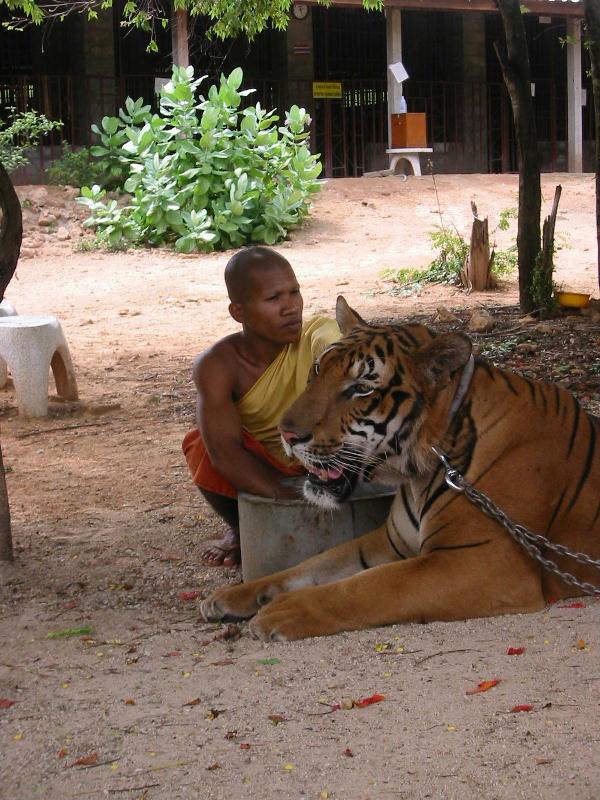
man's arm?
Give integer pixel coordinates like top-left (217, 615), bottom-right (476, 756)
top-left (193, 347), bottom-right (297, 499)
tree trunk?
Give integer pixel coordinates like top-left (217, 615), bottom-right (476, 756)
top-left (583, 0), bottom-right (600, 293)
top-left (0, 161), bottom-right (21, 561)
top-left (494, 0), bottom-right (541, 314)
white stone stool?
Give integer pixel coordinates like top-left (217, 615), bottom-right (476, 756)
top-left (0, 314), bottom-right (78, 417)
top-left (0, 299), bottom-right (18, 388)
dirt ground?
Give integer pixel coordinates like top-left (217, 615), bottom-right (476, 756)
top-left (0, 173), bottom-right (598, 800)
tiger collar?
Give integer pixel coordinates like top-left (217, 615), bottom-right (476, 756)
top-left (448, 354), bottom-right (475, 422)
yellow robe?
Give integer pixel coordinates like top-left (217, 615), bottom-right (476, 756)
top-left (237, 316), bottom-right (340, 463)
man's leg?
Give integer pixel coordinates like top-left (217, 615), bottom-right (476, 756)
top-left (199, 488), bottom-right (240, 567)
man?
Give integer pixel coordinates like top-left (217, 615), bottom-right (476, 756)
top-left (182, 246), bottom-right (340, 566)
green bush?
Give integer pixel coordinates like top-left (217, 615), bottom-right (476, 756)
top-left (0, 108), bottom-right (63, 172)
top-left (46, 143), bottom-right (108, 188)
top-left (77, 66), bottom-right (322, 252)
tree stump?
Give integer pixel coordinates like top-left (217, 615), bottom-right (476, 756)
top-left (461, 202), bottom-right (497, 291)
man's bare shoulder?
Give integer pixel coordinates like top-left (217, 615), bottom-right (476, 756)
top-left (193, 334), bottom-right (241, 389)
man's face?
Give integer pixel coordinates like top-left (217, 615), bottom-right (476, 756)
top-left (231, 266), bottom-right (304, 344)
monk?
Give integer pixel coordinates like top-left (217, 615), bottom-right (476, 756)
top-left (182, 246), bottom-right (340, 566)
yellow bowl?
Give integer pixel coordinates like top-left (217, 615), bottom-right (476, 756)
top-left (556, 291), bottom-right (590, 308)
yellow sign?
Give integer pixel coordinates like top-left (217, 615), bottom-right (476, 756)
top-left (312, 81), bottom-right (343, 99)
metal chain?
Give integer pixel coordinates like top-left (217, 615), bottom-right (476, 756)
top-left (431, 447), bottom-right (600, 596)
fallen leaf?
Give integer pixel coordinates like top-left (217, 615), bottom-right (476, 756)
top-left (211, 659), bottom-right (235, 666)
top-left (577, 639), bottom-right (586, 649)
top-left (466, 679), bottom-right (500, 695)
top-left (206, 763), bottom-right (221, 771)
top-left (183, 697), bottom-right (202, 707)
top-left (58, 748), bottom-right (68, 758)
top-left (240, 743), bottom-right (251, 750)
top-left (62, 601), bottom-right (77, 610)
top-left (354, 693), bottom-right (385, 707)
top-left (268, 714), bottom-right (286, 725)
top-left (343, 748), bottom-right (354, 757)
top-left (0, 698), bottom-right (15, 709)
top-left (511, 705), bottom-right (534, 713)
top-left (258, 658), bottom-right (280, 665)
top-left (557, 603), bottom-right (585, 608)
top-left (180, 591), bottom-right (202, 600)
top-left (123, 698), bottom-right (136, 705)
top-left (46, 627), bottom-right (95, 639)
top-left (216, 625), bottom-right (242, 642)
top-left (507, 647), bottom-right (525, 655)
top-left (69, 752), bottom-right (98, 767)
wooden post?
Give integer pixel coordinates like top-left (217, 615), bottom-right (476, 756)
top-left (461, 201), bottom-right (496, 291)
top-left (539, 184), bottom-right (562, 295)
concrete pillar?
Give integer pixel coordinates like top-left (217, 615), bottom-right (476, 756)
top-left (386, 8), bottom-right (403, 149)
top-left (462, 12), bottom-right (487, 173)
top-left (566, 18), bottom-right (583, 173)
top-left (286, 10), bottom-right (315, 146)
top-left (171, 9), bottom-right (190, 68)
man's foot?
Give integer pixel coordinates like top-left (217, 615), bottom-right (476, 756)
top-left (201, 529), bottom-right (241, 567)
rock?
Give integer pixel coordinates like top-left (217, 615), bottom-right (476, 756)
top-left (435, 306), bottom-right (460, 323)
top-left (55, 226), bottom-right (71, 241)
top-left (467, 309), bottom-right (495, 332)
top-left (19, 247), bottom-right (36, 259)
top-left (534, 323), bottom-right (559, 335)
top-left (516, 341), bottom-right (538, 354)
top-left (38, 212), bottom-right (58, 227)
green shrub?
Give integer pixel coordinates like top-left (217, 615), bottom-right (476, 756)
top-left (0, 108), bottom-right (63, 172)
top-left (77, 66), bottom-right (322, 252)
top-left (382, 213), bottom-right (517, 292)
top-left (46, 143), bottom-right (107, 188)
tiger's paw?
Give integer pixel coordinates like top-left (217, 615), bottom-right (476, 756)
top-left (200, 581), bottom-right (284, 622)
top-left (249, 589), bottom-right (338, 642)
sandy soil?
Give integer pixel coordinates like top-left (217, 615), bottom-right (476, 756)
top-left (0, 173), bottom-right (598, 800)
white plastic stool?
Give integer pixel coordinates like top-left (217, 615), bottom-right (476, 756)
top-left (0, 314), bottom-right (79, 417)
top-left (0, 299), bottom-right (18, 388)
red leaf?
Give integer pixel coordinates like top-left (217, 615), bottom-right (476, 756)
top-left (58, 749), bottom-right (68, 758)
top-left (511, 704), bottom-right (534, 713)
top-left (465, 679), bottom-right (500, 695)
top-left (180, 591), bottom-right (202, 600)
top-left (343, 748), bottom-right (354, 757)
top-left (62, 601), bottom-right (77, 610)
top-left (69, 752), bottom-right (98, 767)
top-left (183, 697), bottom-right (202, 707)
top-left (240, 743), bottom-right (251, 750)
top-left (0, 698), bottom-right (15, 709)
top-left (268, 714), bottom-right (286, 724)
top-left (557, 602), bottom-right (585, 608)
top-left (354, 693), bottom-right (385, 707)
top-left (507, 647), bottom-right (525, 655)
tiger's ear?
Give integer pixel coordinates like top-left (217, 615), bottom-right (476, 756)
top-left (336, 296), bottom-right (370, 336)
top-left (412, 333), bottom-right (473, 386)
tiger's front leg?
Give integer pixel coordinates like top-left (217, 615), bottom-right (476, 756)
top-left (249, 546), bottom-right (545, 641)
top-left (200, 523), bottom-right (397, 622)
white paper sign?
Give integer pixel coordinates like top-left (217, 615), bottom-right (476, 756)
top-left (389, 61), bottom-right (409, 83)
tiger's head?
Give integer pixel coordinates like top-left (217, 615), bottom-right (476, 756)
top-left (279, 297), bottom-right (473, 509)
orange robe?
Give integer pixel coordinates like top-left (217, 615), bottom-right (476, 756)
top-left (182, 316), bottom-right (340, 498)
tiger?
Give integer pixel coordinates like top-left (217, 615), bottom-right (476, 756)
top-left (201, 296), bottom-right (600, 641)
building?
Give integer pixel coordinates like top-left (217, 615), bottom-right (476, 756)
top-left (0, 0), bottom-right (593, 181)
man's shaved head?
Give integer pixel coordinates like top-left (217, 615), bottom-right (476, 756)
top-left (224, 246), bottom-right (293, 303)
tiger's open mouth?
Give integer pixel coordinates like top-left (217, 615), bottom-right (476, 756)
top-left (304, 462), bottom-right (358, 503)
